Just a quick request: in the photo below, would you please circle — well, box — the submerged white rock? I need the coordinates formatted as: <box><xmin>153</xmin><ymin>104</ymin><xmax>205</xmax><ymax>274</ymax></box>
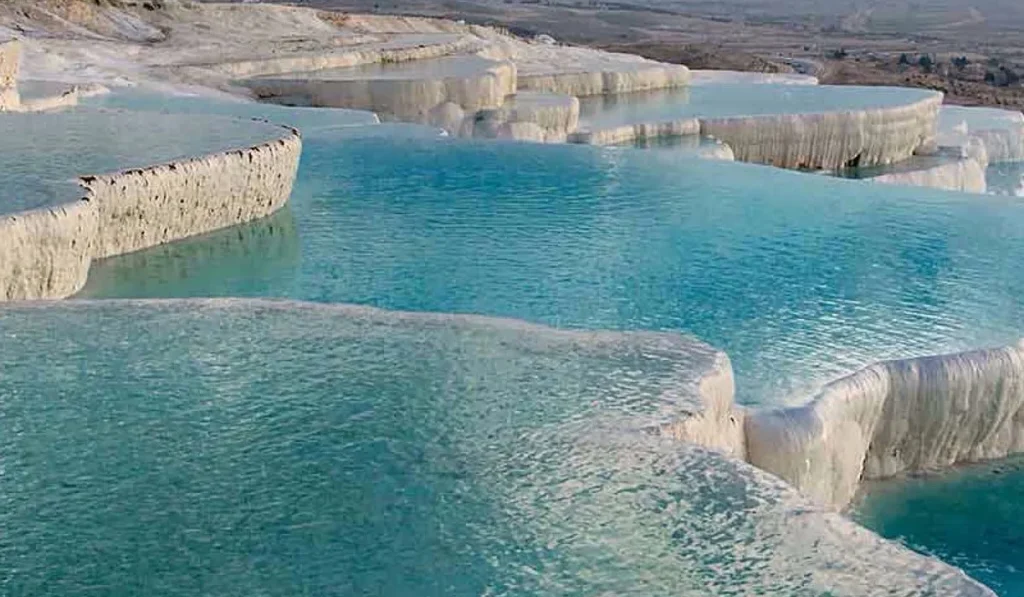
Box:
<box><xmin>868</xmin><ymin>154</ymin><xmax>988</xmax><ymax>193</ymax></box>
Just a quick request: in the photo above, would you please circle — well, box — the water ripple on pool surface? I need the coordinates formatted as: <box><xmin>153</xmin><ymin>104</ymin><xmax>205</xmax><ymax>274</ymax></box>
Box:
<box><xmin>80</xmin><ymin>124</ymin><xmax>1024</xmax><ymax>406</ymax></box>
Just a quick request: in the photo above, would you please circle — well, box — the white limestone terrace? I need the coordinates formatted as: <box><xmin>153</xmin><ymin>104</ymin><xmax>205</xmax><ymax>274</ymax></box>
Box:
<box><xmin>0</xmin><ymin>107</ymin><xmax>301</xmax><ymax>300</ymax></box>
<box><xmin>244</xmin><ymin>55</ymin><xmax>517</xmax><ymax>132</ymax></box>
<box><xmin>842</xmin><ymin>105</ymin><xmax>1024</xmax><ymax>194</ymax></box>
<box><xmin>0</xmin><ymin>108</ymin><xmax>287</xmax><ymax>213</ymax></box>
<box><xmin>573</xmin><ymin>84</ymin><xmax>942</xmax><ymax>170</ymax></box>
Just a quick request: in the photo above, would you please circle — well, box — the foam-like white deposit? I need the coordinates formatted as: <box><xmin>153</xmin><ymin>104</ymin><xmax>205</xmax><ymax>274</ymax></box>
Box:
<box><xmin>0</xmin><ymin>132</ymin><xmax>300</xmax><ymax>300</ymax></box>
<box><xmin>743</xmin><ymin>342</ymin><xmax>1024</xmax><ymax>510</ymax></box>
<box><xmin>699</xmin><ymin>93</ymin><xmax>943</xmax><ymax>170</ymax></box>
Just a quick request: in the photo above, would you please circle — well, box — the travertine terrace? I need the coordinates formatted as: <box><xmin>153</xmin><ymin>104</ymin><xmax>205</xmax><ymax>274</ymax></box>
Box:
<box><xmin>4</xmin><ymin>2</ymin><xmax>1024</xmax><ymax>593</ymax></box>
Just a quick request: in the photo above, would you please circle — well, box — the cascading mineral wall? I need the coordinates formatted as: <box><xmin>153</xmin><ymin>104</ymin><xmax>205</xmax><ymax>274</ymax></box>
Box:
<box><xmin>86</xmin><ymin>134</ymin><xmax>301</xmax><ymax>258</ymax></box>
<box><xmin>699</xmin><ymin>93</ymin><xmax>943</xmax><ymax>170</ymax></box>
<box><xmin>0</xmin><ymin>133</ymin><xmax>301</xmax><ymax>300</ymax></box>
<box><xmin>0</xmin><ymin>202</ymin><xmax>96</xmax><ymax>301</ymax></box>
<box><xmin>743</xmin><ymin>342</ymin><xmax>1024</xmax><ymax>510</ymax></box>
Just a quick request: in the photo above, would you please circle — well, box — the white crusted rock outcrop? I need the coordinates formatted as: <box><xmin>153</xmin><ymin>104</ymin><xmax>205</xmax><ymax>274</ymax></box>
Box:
<box><xmin>0</xmin><ymin>38</ymin><xmax>18</xmax><ymax>88</ymax></box>
<box><xmin>0</xmin><ymin>132</ymin><xmax>301</xmax><ymax>300</ymax></box>
<box><xmin>699</xmin><ymin>93</ymin><xmax>943</xmax><ymax>170</ymax></box>
<box><xmin>744</xmin><ymin>341</ymin><xmax>1024</xmax><ymax>509</ymax></box>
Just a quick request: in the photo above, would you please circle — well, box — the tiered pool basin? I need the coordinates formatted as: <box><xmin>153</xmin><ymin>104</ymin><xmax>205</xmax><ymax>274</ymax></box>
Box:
<box><xmin>5</xmin><ymin>87</ymin><xmax>1023</xmax><ymax>594</ymax></box>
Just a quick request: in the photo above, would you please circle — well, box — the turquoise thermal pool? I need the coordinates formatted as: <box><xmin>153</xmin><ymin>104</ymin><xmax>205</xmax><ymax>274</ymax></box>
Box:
<box><xmin>576</xmin><ymin>84</ymin><xmax>938</xmax><ymax>130</ymax></box>
<box><xmin>0</xmin><ymin>300</ymin><xmax>990</xmax><ymax>596</ymax></box>
<box><xmin>0</xmin><ymin>108</ymin><xmax>289</xmax><ymax>213</ymax></box>
<box><xmin>78</xmin><ymin>97</ymin><xmax>1024</xmax><ymax>407</ymax></box>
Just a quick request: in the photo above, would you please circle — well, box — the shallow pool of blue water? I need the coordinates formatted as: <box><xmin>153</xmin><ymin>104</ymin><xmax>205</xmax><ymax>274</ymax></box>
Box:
<box><xmin>853</xmin><ymin>457</ymin><xmax>1024</xmax><ymax>596</ymax></box>
<box><xmin>14</xmin><ymin>89</ymin><xmax>1024</xmax><ymax>594</ymax></box>
<box><xmin>78</xmin><ymin>115</ymin><xmax>1024</xmax><ymax>406</ymax></box>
